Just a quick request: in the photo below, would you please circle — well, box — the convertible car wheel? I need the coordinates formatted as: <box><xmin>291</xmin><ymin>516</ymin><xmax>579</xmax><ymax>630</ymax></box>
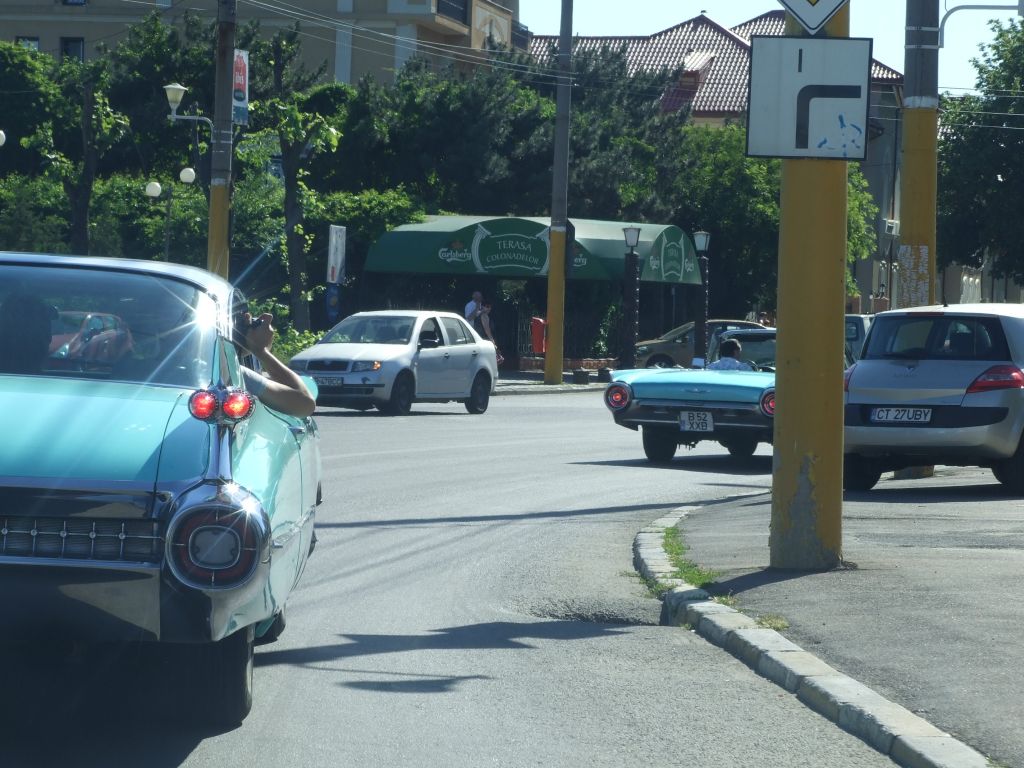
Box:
<box><xmin>642</xmin><ymin>427</ymin><xmax>677</xmax><ymax>463</ymax></box>
<box><xmin>465</xmin><ymin>372</ymin><xmax>491</xmax><ymax>414</ymax></box>
<box><xmin>196</xmin><ymin>625</ymin><xmax>254</xmax><ymax>728</ymax></box>
<box><xmin>843</xmin><ymin>454</ymin><xmax>882</xmax><ymax>492</ymax></box>
<box><xmin>383</xmin><ymin>372</ymin><xmax>415</xmax><ymax>416</ymax></box>
<box><xmin>722</xmin><ymin>438</ymin><xmax>758</xmax><ymax>459</ymax></box>
<box><xmin>256</xmin><ymin>609</ymin><xmax>287</xmax><ymax>645</ymax></box>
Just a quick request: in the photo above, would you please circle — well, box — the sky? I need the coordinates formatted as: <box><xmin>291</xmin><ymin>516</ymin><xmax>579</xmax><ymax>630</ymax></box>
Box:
<box><xmin>517</xmin><ymin>0</ymin><xmax>1023</xmax><ymax>95</ymax></box>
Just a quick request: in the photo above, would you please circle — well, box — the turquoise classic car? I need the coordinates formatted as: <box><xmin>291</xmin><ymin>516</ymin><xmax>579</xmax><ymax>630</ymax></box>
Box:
<box><xmin>0</xmin><ymin>253</ymin><xmax>321</xmax><ymax>726</ymax></box>
<box><xmin>607</xmin><ymin>327</ymin><xmax>778</xmax><ymax>461</ymax></box>
<box><xmin>606</xmin><ymin>328</ymin><xmax>853</xmax><ymax>462</ymax></box>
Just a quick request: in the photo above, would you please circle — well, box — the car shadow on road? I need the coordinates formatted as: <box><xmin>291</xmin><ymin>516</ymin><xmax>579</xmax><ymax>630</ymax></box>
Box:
<box><xmin>844</xmin><ymin>481</ymin><xmax>1011</xmax><ymax>505</ymax></box>
<box><xmin>313</xmin><ymin>501</ymin><xmax>685</xmax><ymax>529</ymax></box>
<box><xmin>256</xmin><ymin>620</ymin><xmax>631</xmax><ymax>673</ymax></box>
<box><xmin>578</xmin><ymin>455</ymin><xmax>773</xmax><ymax>475</ymax></box>
<box><xmin>0</xmin><ymin>643</ymin><xmax>214</xmax><ymax>768</ymax></box>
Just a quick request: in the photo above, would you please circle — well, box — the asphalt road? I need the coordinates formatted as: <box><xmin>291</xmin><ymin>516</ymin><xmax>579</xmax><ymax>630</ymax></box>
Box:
<box><xmin>4</xmin><ymin>393</ymin><xmax>896</xmax><ymax>768</ymax></box>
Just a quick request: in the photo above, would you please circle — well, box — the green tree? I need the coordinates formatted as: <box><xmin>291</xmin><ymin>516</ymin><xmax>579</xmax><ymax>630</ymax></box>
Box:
<box><xmin>24</xmin><ymin>57</ymin><xmax>128</xmax><ymax>255</ymax></box>
<box><xmin>938</xmin><ymin>19</ymin><xmax>1024</xmax><ymax>280</ymax></box>
<box><xmin>0</xmin><ymin>42</ymin><xmax>57</xmax><ymax>177</ymax></box>
<box><xmin>247</xmin><ymin>27</ymin><xmax>335</xmax><ymax>331</ymax></box>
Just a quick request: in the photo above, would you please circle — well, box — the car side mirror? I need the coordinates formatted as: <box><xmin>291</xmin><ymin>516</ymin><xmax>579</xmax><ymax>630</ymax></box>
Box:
<box><xmin>419</xmin><ymin>337</ymin><xmax>439</xmax><ymax>349</ymax></box>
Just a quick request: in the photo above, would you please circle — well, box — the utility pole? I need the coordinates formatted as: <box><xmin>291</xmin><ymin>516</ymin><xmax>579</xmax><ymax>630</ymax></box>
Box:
<box><xmin>544</xmin><ymin>0</ymin><xmax>572</xmax><ymax>385</ymax></box>
<box><xmin>899</xmin><ymin>0</ymin><xmax>939</xmax><ymax>307</ymax></box>
<box><xmin>769</xmin><ymin>7</ymin><xmax>850</xmax><ymax>570</ymax></box>
<box><xmin>207</xmin><ymin>0</ymin><xmax>236</xmax><ymax>279</ymax></box>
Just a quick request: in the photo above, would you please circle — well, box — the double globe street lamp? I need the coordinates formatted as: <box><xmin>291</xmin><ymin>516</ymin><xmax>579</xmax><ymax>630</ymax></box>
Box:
<box><xmin>145</xmin><ymin>166</ymin><xmax>196</xmax><ymax>261</ymax></box>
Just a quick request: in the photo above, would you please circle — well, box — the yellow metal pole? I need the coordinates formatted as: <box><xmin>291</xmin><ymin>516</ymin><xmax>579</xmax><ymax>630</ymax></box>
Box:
<box><xmin>544</xmin><ymin>227</ymin><xmax>567</xmax><ymax>383</ymax></box>
<box><xmin>898</xmin><ymin>110</ymin><xmax>938</xmax><ymax>305</ymax></box>
<box><xmin>769</xmin><ymin>7</ymin><xmax>849</xmax><ymax>569</ymax></box>
<box><xmin>544</xmin><ymin>0</ymin><xmax>573</xmax><ymax>385</ymax></box>
<box><xmin>207</xmin><ymin>183</ymin><xmax>230</xmax><ymax>279</ymax></box>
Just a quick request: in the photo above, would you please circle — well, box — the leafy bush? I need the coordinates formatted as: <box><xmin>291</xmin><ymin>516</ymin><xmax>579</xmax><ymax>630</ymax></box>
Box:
<box><xmin>272</xmin><ymin>326</ymin><xmax>323</xmax><ymax>365</ymax></box>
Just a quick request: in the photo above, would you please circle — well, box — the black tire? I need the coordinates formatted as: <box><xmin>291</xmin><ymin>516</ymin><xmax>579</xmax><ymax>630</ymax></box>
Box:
<box><xmin>642</xmin><ymin>428</ymin><xmax>677</xmax><ymax>463</ymax></box>
<box><xmin>383</xmin><ymin>372</ymin><xmax>414</xmax><ymax>415</ymax></box>
<box><xmin>196</xmin><ymin>626</ymin><xmax>254</xmax><ymax>728</ymax></box>
<box><xmin>994</xmin><ymin>438</ymin><xmax>1024</xmax><ymax>493</ymax></box>
<box><xmin>256</xmin><ymin>609</ymin><xmax>287</xmax><ymax>645</ymax></box>
<box><xmin>844</xmin><ymin>454</ymin><xmax>882</xmax><ymax>492</ymax></box>
<box><xmin>722</xmin><ymin>438</ymin><xmax>758</xmax><ymax>459</ymax></box>
<box><xmin>645</xmin><ymin>355</ymin><xmax>674</xmax><ymax>368</ymax></box>
<box><xmin>465</xmin><ymin>371</ymin><xmax>491</xmax><ymax>414</ymax></box>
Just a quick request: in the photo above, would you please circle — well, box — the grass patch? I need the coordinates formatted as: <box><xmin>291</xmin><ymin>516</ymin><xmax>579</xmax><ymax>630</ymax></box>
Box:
<box><xmin>662</xmin><ymin>526</ymin><xmax>719</xmax><ymax>588</ymax></box>
<box><xmin>713</xmin><ymin>595</ymin><xmax>739</xmax><ymax>608</ymax></box>
<box><xmin>756</xmin><ymin>613</ymin><xmax>790</xmax><ymax>631</ymax></box>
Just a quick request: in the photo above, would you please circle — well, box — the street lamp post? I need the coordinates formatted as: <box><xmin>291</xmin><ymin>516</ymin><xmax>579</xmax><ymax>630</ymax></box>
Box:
<box><xmin>621</xmin><ymin>226</ymin><xmax>641</xmax><ymax>369</ymax></box>
<box><xmin>145</xmin><ymin>167</ymin><xmax>196</xmax><ymax>261</ymax></box>
<box><xmin>693</xmin><ymin>230</ymin><xmax>711</xmax><ymax>365</ymax></box>
<box><xmin>162</xmin><ymin>83</ymin><xmax>231</xmax><ymax>278</ymax></box>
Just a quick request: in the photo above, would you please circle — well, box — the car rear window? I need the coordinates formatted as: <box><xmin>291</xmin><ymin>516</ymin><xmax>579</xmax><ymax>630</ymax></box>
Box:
<box><xmin>863</xmin><ymin>315</ymin><xmax>1010</xmax><ymax>361</ymax></box>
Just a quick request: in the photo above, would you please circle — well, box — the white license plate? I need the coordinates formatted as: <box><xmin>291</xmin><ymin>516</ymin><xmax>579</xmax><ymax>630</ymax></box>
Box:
<box><xmin>313</xmin><ymin>375</ymin><xmax>343</xmax><ymax>386</ymax></box>
<box><xmin>680</xmin><ymin>411</ymin><xmax>714</xmax><ymax>432</ymax></box>
<box><xmin>871</xmin><ymin>407</ymin><xmax>931</xmax><ymax>424</ymax></box>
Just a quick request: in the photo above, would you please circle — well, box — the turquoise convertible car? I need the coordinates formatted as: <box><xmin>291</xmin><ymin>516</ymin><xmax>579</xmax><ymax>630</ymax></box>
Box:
<box><xmin>606</xmin><ymin>328</ymin><xmax>778</xmax><ymax>462</ymax></box>
<box><xmin>0</xmin><ymin>253</ymin><xmax>321</xmax><ymax>726</ymax></box>
<box><xmin>606</xmin><ymin>328</ymin><xmax>853</xmax><ymax>462</ymax></box>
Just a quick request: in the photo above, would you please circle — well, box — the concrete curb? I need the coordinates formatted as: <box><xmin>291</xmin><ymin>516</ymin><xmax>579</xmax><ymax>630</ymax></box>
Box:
<box><xmin>494</xmin><ymin>382</ymin><xmax>606</xmax><ymax>396</ymax></box>
<box><xmin>634</xmin><ymin>508</ymin><xmax>990</xmax><ymax>768</ymax></box>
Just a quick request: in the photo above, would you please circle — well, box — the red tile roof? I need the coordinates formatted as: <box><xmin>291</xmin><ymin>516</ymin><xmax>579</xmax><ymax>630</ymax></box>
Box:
<box><xmin>528</xmin><ymin>10</ymin><xmax>903</xmax><ymax>118</ymax></box>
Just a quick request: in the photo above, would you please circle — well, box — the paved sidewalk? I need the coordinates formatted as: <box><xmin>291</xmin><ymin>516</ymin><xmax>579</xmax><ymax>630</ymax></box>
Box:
<box><xmin>636</xmin><ymin>466</ymin><xmax>1024</xmax><ymax>768</ymax></box>
<box><xmin>494</xmin><ymin>369</ymin><xmax>608</xmax><ymax>395</ymax></box>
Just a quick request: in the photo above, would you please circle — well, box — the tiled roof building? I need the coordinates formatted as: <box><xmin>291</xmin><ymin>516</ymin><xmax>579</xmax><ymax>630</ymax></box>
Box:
<box><xmin>530</xmin><ymin>10</ymin><xmax>906</xmax><ymax>306</ymax></box>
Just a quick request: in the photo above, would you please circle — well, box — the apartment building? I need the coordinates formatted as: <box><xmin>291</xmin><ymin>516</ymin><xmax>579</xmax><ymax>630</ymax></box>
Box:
<box><xmin>0</xmin><ymin>0</ymin><xmax>530</xmax><ymax>84</ymax></box>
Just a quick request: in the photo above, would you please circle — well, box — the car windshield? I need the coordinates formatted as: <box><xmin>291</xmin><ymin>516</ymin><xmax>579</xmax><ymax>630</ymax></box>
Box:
<box><xmin>0</xmin><ymin>263</ymin><xmax>216</xmax><ymax>387</ymax></box>
<box><xmin>863</xmin><ymin>314</ymin><xmax>1009</xmax><ymax>361</ymax></box>
<box><xmin>709</xmin><ymin>333</ymin><xmax>777</xmax><ymax>368</ymax></box>
<box><xmin>321</xmin><ymin>315</ymin><xmax>416</xmax><ymax>345</ymax></box>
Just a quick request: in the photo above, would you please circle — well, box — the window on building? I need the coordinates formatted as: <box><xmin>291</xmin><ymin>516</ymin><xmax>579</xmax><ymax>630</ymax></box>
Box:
<box><xmin>15</xmin><ymin>37</ymin><xmax>40</xmax><ymax>51</ymax></box>
<box><xmin>60</xmin><ymin>37</ymin><xmax>85</xmax><ymax>62</ymax></box>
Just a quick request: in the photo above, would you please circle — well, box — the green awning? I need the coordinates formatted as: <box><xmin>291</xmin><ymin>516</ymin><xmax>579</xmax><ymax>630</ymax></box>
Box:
<box><xmin>363</xmin><ymin>216</ymin><xmax>702</xmax><ymax>285</ymax></box>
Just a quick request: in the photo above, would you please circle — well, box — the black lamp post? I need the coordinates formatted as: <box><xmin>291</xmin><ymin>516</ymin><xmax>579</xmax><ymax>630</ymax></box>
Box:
<box><xmin>693</xmin><ymin>230</ymin><xmax>711</xmax><ymax>365</ymax></box>
<box><xmin>621</xmin><ymin>226</ymin><xmax>641</xmax><ymax>368</ymax></box>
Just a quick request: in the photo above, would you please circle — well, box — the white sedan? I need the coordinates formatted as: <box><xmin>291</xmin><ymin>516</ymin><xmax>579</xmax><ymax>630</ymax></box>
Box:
<box><xmin>288</xmin><ymin>310</ymin><xmax>498</xmax><ymax>415</ymax></box>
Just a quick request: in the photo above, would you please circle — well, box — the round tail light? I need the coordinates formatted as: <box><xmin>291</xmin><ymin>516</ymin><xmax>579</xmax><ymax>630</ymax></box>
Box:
<box><xmin>168</xmin><ymin>508</ymin><xmax>262</xmax><ymax>589</ymax></box>
<box><xmin>189</xmin><ymin>390</ymin><xmax>219</xmax><ymax>420</ymax></box>
<box><xmin>759</xmin><ymin>389</ymin><xmax>776</xmax><ymax>418</ymax></box>
<box><xmin>188</xmin><ymin>387</ymin><xmax>256</xmax><ymax>423</ymax></box>
<box><xmin>605</xmin><ymin>383</ymin><xmax>632</xmax><ymax>410</ymax></box>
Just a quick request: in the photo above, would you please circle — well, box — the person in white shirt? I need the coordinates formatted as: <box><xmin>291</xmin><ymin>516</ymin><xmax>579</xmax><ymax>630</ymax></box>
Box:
<box><xmin>707</xmin><ymin>338</ymin><xmax>753</xmax><ymax>371</ymax></box>
<box><xmin>464</xmin><ymin>290</ymin><xmax>483</xmax><ymax>324</ymax></box>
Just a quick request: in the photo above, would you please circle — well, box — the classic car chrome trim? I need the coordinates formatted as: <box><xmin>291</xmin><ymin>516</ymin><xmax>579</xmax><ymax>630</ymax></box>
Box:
<box><xmin>635</xmin><ymin>398</ymin><xmax>763</xmax><ymax>412</ymax></box>
<box><xmin>0</xmin><ymin>516</ymin><xmax>162</xmax><ymax>563</ymax></box>
<box><xmin>0</xmin><ymin>556</ymin><xmax>160</xmax><ymax>572</ymax></box>
<box><xmin>271</xmin><ymin>503</ymin><xmax>316</xmax><ymax>550</ymax></box>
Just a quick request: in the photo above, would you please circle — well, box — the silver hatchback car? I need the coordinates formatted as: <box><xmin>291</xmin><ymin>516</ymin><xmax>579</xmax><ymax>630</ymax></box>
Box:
<box><xmin>844</xmin><ymin>304</ymin><xmax>1024</xmax><ymax>492</ymax></box>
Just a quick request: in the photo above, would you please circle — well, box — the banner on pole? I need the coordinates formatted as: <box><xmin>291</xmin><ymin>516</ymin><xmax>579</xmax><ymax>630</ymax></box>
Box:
<box><xmin>232</xmin><ymin>49</ymin><xmax>249</xmax><ymax>126</ymax></box>
<box><xmin>328</xmin><ymin>225</ymin><xmax>347</xmax><ymax>284</ymax></box>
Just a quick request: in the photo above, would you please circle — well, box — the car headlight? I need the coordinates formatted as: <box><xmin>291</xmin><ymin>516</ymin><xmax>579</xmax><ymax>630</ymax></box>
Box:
<box><xmin>635</xmin><ymin>345</ymin><xmax>649</xmax><ymax>355</ymax></box>
<box><xmin>351</xmin><ymin>360</ymin><xmax>382</xmax><ymax>372</ymax></box>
